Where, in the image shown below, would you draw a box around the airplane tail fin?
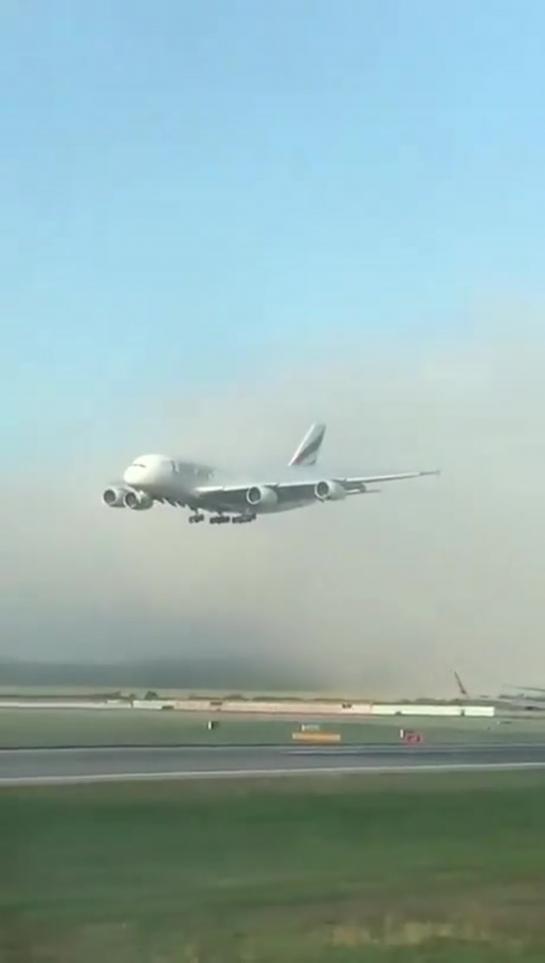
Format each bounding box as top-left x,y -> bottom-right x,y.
454,671 -> 469,698
289,423 -> 326,467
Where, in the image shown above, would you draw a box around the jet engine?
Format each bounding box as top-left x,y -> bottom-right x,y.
314,480 -> 347,501
102,487 -> 129,508
123,490 -> 154,511
246,485 -> 278,507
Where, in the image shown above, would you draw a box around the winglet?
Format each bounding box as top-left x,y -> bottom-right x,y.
289,423 -> 326,467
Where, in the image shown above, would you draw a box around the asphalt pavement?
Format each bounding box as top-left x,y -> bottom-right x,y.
2,742 -> 545,785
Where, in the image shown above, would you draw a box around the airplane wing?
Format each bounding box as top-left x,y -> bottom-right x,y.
195,470 -> 438,510
334,470 -> 439,493
507,685 -> 545,695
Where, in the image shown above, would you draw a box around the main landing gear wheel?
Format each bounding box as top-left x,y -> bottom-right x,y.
210,515 -> 230,525
188,512 -> 205,524
232,514 -> 257,524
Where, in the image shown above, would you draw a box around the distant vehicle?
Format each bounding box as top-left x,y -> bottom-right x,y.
102,423 -> 438,526
400,729 -> 424,744
454,672 -> 545,711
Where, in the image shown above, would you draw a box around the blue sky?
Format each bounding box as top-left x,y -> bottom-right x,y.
3,0 -> 545,456
5,1 -> 545,683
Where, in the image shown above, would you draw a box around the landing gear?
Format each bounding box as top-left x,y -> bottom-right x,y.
190,512 -> 257,526
188,512 -> 205,524
209,514 -> 230,525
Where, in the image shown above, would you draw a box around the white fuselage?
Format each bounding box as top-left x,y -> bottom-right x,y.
120,454 -> 308,515
102,430 -> 436,525
124,457 -> 210,504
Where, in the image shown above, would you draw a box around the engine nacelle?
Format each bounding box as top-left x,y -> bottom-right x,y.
246,485 -> 278,507
103,487 -> 129,508
314,480 -> 347,502
123,490 -> 154,511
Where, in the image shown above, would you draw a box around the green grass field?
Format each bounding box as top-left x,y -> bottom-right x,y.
1,707 -> 544,748
3,771 -> 545,962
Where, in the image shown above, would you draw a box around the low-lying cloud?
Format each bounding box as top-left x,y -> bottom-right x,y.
4,316 -> 545,697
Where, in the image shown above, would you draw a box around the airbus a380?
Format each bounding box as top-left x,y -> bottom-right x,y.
102,423 -> 438,526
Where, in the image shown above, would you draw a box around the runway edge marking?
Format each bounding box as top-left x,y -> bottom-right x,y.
3,760 -> 545,786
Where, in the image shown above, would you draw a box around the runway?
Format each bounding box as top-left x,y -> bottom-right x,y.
3,742 -> 545,785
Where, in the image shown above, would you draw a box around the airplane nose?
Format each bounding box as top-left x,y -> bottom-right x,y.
123,465 -> 145,486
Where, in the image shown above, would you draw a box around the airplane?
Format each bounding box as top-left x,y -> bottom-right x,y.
504,685 -> 545,698
102,423 -> 438,526
454,672 -> 545,712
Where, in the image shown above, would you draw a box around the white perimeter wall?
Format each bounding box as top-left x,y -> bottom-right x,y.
0,699 -> 495,717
